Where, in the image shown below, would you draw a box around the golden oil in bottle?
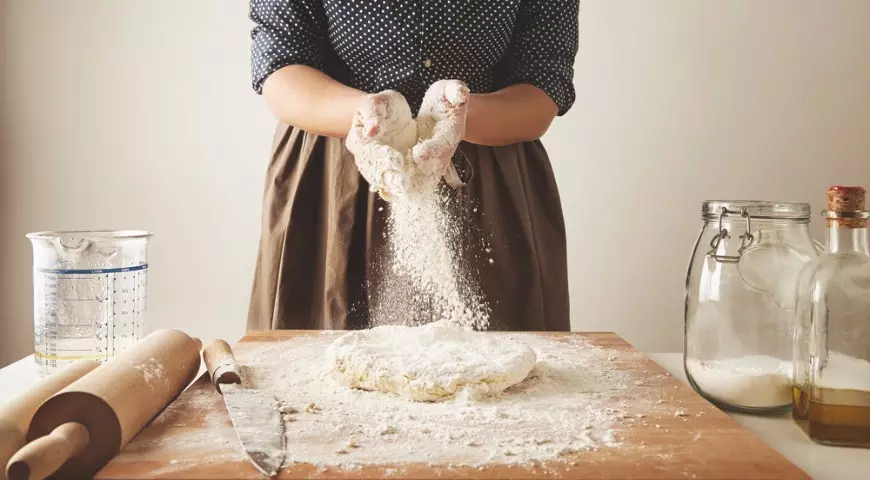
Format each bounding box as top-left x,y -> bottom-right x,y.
793,385 -> 870,447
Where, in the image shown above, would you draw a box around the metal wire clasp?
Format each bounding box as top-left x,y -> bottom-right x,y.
706,207 -> 754,263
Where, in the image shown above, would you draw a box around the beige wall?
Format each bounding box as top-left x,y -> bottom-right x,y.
2,1 -> 870,366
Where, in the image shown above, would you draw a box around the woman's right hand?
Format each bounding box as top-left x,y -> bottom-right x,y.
346,92 -> 409,200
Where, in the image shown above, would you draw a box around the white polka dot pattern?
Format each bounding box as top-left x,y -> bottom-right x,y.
250,0 -> 579,115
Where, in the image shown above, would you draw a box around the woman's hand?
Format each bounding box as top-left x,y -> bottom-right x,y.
414,80 -> 470,187
346,92 -> 413,200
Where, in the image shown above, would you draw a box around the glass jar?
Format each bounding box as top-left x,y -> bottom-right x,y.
684,200 -> 820,413
793,186 -> 870,447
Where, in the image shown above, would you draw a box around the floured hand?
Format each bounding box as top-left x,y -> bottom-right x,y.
413,80 -> 470,187
346,90 -> 417,200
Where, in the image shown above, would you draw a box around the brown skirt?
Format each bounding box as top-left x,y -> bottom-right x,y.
246,123 -> 569,332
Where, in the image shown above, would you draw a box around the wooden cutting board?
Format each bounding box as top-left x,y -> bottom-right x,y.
95,331 -> 809,479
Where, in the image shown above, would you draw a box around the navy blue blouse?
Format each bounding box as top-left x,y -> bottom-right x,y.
250,0 -> 579,115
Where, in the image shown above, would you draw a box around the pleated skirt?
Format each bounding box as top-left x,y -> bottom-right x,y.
246,123 -> 570,332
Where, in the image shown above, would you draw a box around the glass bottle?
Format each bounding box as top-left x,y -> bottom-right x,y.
793,186 -> 870,447
685,201 -> 820,413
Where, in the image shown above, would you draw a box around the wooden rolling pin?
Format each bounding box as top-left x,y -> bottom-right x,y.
6,329 -> 202,480
0,360 -> 100,478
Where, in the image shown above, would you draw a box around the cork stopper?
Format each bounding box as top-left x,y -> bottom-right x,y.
827,186 -> 867,228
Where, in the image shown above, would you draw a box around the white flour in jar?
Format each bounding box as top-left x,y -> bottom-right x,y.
817,352 -> 870,391
686,356 -> 793,408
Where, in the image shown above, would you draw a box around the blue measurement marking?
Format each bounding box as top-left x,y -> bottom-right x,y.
37,264 -> 148,274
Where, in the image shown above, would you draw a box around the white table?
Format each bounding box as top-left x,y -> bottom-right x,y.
3,353 -> 869,479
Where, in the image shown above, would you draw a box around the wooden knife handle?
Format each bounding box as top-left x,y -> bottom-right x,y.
203,339 -> 241,388
6,422 -> 90,480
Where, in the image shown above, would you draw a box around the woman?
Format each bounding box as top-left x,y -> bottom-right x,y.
247,0 -> 579,332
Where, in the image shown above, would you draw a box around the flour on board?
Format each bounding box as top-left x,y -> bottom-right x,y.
126,332 -> 694,475
227,332 -> 675,471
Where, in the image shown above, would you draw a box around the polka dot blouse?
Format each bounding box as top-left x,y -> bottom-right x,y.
250,0 -> 579,116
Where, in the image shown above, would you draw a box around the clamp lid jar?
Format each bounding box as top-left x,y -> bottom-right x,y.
684,200 -> 820,413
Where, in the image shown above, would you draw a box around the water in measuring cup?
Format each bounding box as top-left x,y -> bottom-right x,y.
28,230 -> 151,376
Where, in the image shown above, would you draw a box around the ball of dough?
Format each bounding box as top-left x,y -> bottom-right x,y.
325,322 -> 537,402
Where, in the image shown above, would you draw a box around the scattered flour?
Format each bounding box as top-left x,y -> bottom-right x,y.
130,357 -> 166,389
231,332 -> 643,470
123,385 -> 244,469
685,355 -> 792,408
325,322 -> 536,402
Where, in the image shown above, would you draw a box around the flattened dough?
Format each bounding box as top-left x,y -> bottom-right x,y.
325,322 -> 537,402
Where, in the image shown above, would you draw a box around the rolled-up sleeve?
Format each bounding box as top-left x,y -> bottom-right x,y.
504,0 -> 580,116
250,0 -> 327,94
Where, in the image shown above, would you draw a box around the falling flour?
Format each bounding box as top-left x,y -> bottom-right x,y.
371,179 -> 490,330
343,83 -> 491,331
686,356 -> 793,408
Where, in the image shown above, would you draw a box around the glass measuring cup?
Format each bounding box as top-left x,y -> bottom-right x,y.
26,230 -> 152,376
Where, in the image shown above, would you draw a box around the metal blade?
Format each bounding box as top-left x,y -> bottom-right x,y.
220,384 -> 286,477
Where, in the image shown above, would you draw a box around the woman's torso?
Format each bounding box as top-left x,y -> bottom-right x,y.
315,0 -> 524,112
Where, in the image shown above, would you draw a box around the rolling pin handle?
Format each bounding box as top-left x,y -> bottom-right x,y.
6,422 -> 90,480
203,339 -> 241,388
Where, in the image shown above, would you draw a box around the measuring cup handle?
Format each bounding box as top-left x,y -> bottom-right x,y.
55,235 -> 92,252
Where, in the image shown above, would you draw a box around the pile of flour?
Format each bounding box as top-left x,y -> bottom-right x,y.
325,322 -> 537,402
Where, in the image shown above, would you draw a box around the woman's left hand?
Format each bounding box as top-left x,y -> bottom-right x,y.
413,80 -> 470,186
346,92 -> 412,200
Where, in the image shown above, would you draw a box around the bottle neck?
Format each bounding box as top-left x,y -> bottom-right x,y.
826,224 -> 870,254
